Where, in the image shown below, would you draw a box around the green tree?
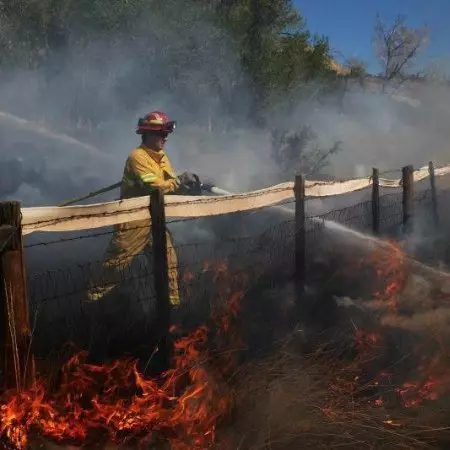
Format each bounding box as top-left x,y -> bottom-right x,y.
0,0 -> 342,179
347,58 -> 367,84
335,57 -> 367,113
216,0 -> 335,124
0,0 -> 337,122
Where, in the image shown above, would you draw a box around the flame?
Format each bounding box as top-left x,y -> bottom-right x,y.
203,259 -> 229,283
0,286 -> 244,449
382,418 -> 401,427
183,270 -> 195,282
353,329 -> 382,353
334,240 -> 450,415
365,241 -> 407,312
0,241 -> 274,449
395,362 -> 450,408
0,255 -> 252,449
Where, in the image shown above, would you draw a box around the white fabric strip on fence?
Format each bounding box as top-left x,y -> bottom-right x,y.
21,164 -> 450,235
22,182 -> 294,235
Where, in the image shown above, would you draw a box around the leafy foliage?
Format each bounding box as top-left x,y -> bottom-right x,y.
347,58 -> 367,83
0,0 -> 343,178
216,0 -> 334,121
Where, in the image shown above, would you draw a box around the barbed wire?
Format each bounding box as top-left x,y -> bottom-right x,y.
23,187 -> 443,361
23,216 -> 205,249
23,192 -> 435,292
24,219 -> 295,254
23,201 -> 296,249
20,168 -> 444,232
26,218 -> 296,281
22,190 -> 430,252
378,169 -> 403,176
22,185 -> 295,229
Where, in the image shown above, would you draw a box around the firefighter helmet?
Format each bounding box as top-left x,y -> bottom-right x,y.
136,111 -> 176,134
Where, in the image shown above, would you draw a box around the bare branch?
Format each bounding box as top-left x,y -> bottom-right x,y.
373,14 -> 429,93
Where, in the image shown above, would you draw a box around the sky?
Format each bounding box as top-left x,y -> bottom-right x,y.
294,0 -> 450,74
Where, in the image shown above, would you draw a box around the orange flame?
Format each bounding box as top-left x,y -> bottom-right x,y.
0,286 -> 244,449
183,270 -> 195,282
343,240 -> 450,412
366,241 -> 407,312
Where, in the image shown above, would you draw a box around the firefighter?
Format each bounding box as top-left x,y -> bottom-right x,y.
87,111 -> 199,305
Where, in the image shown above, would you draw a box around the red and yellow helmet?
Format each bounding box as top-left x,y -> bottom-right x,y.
136,111 -> 176,134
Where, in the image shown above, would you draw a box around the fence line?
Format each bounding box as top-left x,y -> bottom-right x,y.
25,191 -> 426,310
23,187 -> 440,358
0,162 -> 446,392
20,162 -> 450,235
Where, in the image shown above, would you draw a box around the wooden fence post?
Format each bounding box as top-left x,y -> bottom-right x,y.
0,201 -> 35,390
371,168 -> 380,235
428,161 -> 439,227
149,190 -> 171,371
402,165 -> 414,235
294,175 -> 306,304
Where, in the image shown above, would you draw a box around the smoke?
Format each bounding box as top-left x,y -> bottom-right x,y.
1,8 -> 450,201
281,80 -> 450,179
1,3 -> 449,276
0,3 -> 248,203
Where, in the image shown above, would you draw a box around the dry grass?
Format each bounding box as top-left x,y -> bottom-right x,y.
210,248 -> 450,450
23,340 -> 450,449
215,339 -> 450,450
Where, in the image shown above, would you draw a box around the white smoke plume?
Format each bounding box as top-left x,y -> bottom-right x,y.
1,16 -> 449,204
0,3 -> 449,274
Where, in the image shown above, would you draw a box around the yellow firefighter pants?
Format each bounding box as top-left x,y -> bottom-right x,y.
86,219 -> 180,305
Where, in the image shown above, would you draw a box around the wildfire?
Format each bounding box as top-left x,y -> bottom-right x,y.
365,241 -> 407,312
203,260 -> 228,282
0,289 -> 245,449
0,255 -> 253,449
4,236 -> 450,448
340,240 -> 450,414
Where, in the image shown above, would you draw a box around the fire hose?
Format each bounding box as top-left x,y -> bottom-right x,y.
58,180 -> 231,207
58,178 -> 294,222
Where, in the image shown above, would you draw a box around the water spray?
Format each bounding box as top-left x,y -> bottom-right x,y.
0,110 -> 114,163
211,187 -> 450,286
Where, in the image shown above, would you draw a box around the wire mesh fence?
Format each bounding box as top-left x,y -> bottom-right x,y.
19,184 -> 445,367
26,215 -> 297,361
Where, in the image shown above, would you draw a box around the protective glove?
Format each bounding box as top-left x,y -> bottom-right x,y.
166,178 -> 180,192
178,171 -> 199,186
177,171 -> 201,195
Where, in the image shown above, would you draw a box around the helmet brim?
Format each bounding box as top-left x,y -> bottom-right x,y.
136,120 -> 176,134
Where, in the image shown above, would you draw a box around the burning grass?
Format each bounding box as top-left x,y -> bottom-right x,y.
216,342 -> 450,450
0,289 -> 244,450
218,240 -> 450,450
3,242 -> 450,449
